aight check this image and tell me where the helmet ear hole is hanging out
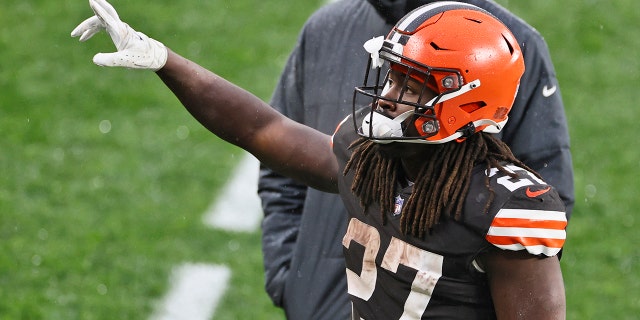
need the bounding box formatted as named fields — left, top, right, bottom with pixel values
left=460, top=102, right=486, bottom=114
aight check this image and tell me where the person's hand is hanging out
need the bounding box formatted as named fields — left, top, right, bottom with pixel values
left=71, top=0, right=167, bottom=70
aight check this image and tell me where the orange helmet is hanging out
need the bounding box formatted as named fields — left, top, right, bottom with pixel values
left=354, top=2, right=524, bottom=144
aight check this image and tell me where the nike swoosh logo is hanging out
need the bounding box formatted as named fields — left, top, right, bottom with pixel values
left=542, top=85, right=557, bottom=97
left=526, top=186, right=552, bottom=198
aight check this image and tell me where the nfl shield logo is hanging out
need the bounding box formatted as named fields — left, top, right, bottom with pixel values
left=393, top=195, right=404, bottom=216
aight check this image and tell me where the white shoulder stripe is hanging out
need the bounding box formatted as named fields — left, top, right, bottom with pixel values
left=496, top=208, right=567, bottom=221
left=488, top=226, right=567, bottom=240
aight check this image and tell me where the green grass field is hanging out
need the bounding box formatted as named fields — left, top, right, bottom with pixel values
left=1, top=0, right=639, bottom=319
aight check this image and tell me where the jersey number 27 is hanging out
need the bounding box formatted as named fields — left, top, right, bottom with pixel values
left=343, top=218, right=444, bottom=319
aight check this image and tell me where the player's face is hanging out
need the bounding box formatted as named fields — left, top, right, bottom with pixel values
left=373, top=70, right=439, bottom=159
left=377, top=69, right=436, bottom=115
left=377, top=70, right=436, bottom=135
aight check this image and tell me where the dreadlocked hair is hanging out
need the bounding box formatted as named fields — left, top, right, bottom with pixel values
left=343, top=132, right=540, bottom=238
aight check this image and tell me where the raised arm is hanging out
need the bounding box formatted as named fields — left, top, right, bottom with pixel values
left=71, top=0, right=339, bottom=193
left=156, top=50, right=338, bottom=192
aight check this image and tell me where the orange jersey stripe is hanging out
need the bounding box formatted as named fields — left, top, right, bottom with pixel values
left=491, top=217, right=567, bottom=230
left=486, top=208, right=567, bottom=256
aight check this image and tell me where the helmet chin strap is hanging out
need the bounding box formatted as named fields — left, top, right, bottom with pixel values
left=361, top=110, right=413, bottom=143
left=384, top=117, right=507, bottom=144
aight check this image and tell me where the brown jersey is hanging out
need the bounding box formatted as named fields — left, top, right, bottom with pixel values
left=332, top=112, right=567, bottom=319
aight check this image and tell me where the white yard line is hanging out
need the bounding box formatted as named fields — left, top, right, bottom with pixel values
left=149, top=153, right=261, bottom=320
left=202, top=153, right=262, bottom=232
left=149, top=263, right=231, bottom=320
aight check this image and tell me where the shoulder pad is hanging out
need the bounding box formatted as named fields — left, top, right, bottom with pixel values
left=484, top=165, right=567, bottom=256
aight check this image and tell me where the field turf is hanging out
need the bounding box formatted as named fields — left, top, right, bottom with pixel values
left=1, top=0, right=638, bottom=319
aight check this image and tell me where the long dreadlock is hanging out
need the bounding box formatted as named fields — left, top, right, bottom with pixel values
left=343, top=132, right=540, bottom=238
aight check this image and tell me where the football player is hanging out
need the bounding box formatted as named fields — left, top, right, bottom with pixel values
left=72, top=0, right=567, bottom=318
left=259, top=1, right=573, bottom=318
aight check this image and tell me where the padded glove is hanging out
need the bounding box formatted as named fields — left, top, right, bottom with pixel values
left=71, top=0, right=167, bottom=70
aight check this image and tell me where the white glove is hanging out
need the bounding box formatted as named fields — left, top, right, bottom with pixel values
left=71, top=0, right=168, bottom=70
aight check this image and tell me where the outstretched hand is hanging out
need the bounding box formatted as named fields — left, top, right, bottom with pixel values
left=71, top=0, right=168, bottom=70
